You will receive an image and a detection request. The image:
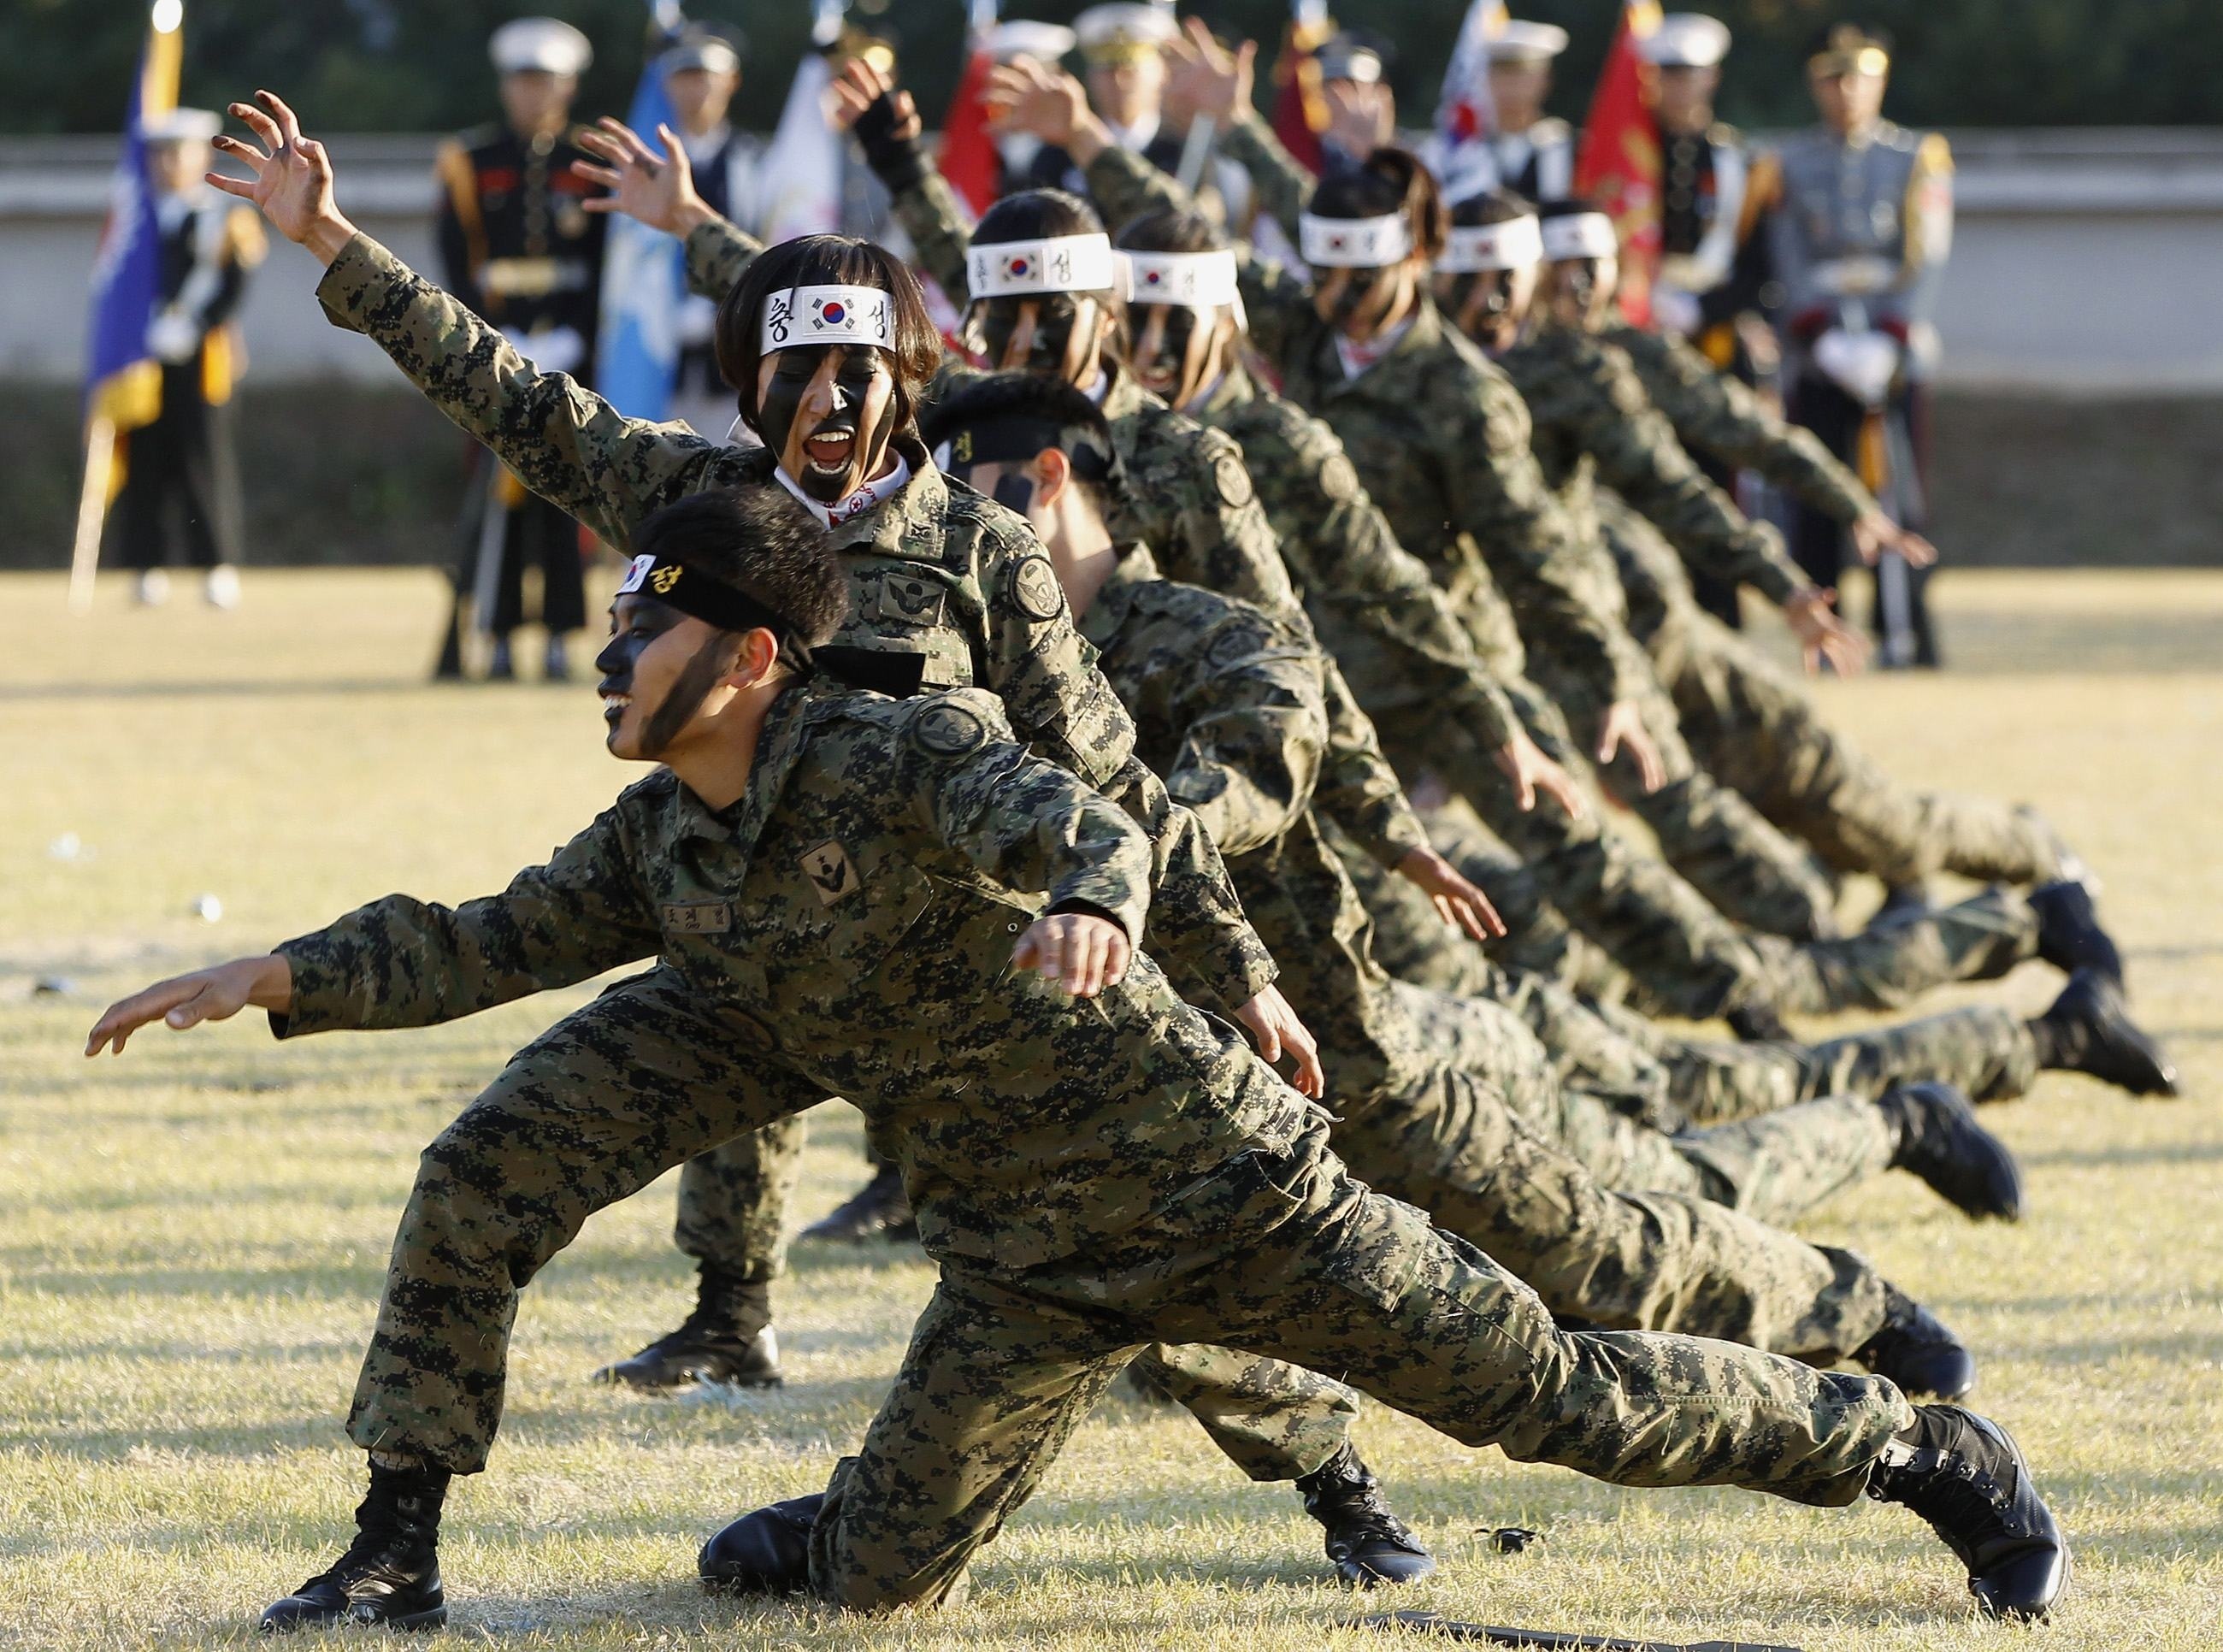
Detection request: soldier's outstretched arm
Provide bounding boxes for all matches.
[1165,19,1311,244]
[573,115,768,304]
[830,61,976,304]
[86,799,661,1053]
[209,93,717,552]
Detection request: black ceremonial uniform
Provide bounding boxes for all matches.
[433,123,606,669]
[115,192,261,575]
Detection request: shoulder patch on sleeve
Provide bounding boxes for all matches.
[1212,449,1256,509]
[1009,553,1068,622]
[910,699,990,760]
[1317,450,1359,504]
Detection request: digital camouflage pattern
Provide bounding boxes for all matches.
[808,1116,1911,1610]
[271,679,1913,1611]
[1601,493,2068,888]
[674,1112,805,1283]
[1078,552,1908,1366]
[1498,323,1838,939]
[318,229,1278,1013]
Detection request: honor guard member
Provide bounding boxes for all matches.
[1026,3,1184,194]
[116,108,265,610]
[1636,12,1773,627]
[433,16,604,681]
[1753,25,1955,669]
[970,21,1081,199]
[663,26,764,439]
[1438,20,1574,204]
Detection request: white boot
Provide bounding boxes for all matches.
[135,569,171,606]
[203,565,241,609]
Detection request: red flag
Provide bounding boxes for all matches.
[1574,2,1664,326]
[1271,17,1332,177]
[940,45,1000,218]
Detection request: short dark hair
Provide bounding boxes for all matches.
[629,486,851,661]
[1114,205,1227,256]
[975,188,1106,259]
[1309,147,1448,262]
[715,235,945,444]
[1449,186,1536,230]
[921,371,1123,514]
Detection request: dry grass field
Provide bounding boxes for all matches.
[3,567,2220,1651]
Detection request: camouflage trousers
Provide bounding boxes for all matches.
[1224,817,1897,1360]
[1369,679,1780,1020]
[1381,798,2042,1021]
[1526,639,1840,941]
[1605,498,2067,891]
[675,1113,805,1282]
[803,1118,1913,1612]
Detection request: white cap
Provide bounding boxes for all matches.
[1639,14,1731,69]
[664,27,743,76]
[1540,211,1619,263]
[490,17,593,77]
[1074,3,1177,62]
[968,233,1119,298]
[1487,21,1570,62]
[144,107,222,145]
[987,21,1079,63]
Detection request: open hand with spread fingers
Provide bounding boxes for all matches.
[207,91,355,263]
[575,117,712,239]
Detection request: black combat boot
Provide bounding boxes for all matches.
[1878,1082,2024,1221]
[2030,879,2125,989]
[1867,1405,2069,1621]
[799,1161,918,1244]
[259,1462,448,1632]
[1294,1445,1436,1587]
[1727,1002,1793,1044]
[1870,881,1931,927]
[1854,1285,1976,1401]
[2031,968,2179,1097]
[699,1493,823,1595]
[593,1267,781,1390]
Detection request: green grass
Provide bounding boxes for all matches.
[4,567,2221,1650]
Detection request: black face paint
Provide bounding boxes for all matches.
[758,345,893,504]
[1327,266,1392,328]
[637,632,736,758]
[991,473,1036,516]
[1131,304,1203,400]
[970,293,1090,379]
[1559,262,1601,318]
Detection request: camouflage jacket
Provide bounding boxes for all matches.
[274,682,1307,1269]
[1192,365,1520,753]
[1085,121,1646,708]
[1499,322,1808,624]
[1601,320,1874,528]
[317,232,1272,1010]
[687,205,1427,870]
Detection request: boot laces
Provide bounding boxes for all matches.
[1887,1445,2019,1562]
[1306,1472,1422,1555]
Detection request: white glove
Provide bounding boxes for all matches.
[1649,285,1702,339]
[530,325,587,375]
[1812,327,1901,408]
[147,311,202,364]
[676,292,717,348]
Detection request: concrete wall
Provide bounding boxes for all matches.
[3,127,2220,391]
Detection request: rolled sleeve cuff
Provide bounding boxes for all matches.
[685,217,752,301]
[267,935,361,1041]
[314,231,401,333]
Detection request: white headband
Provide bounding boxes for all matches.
[1113,249,1241,310]
[968,233,1117,298]
[1540,213,1620,263]
[759,285,897,352]
[1440,215,1543,274]
[1299,212,1412,268]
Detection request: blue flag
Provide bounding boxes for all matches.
[596,2,687,421]
[86,21,178,433]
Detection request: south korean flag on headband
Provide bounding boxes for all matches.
[968,233,1117,299]
[615,552,659,596]
[1538,212,1621,264]
[1113,249,1241,310]
[759,285,898,352]
[1299,212,1414,269]
[1439,214,1544,275]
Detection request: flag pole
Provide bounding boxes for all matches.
[68,417,116,615]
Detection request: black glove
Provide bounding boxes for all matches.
[853,91,929,193]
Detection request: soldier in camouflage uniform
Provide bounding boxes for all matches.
[1601,320,2079,912]
[91,414,2068,1631]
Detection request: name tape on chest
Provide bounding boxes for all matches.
[1440,215,1542,274]
[760,285,896,353]
[1300,213,1412,268]
[969,233,1117,298]
[661,900,733,934]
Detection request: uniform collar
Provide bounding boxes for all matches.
[1077,541,1161,648]
[1320,298,1443,389]
[781,434,947,561]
